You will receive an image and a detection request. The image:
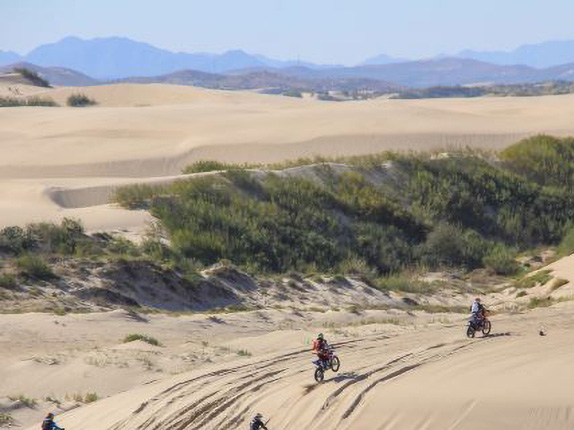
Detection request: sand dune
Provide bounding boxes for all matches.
[22,301,574,430]
[4,83,574,232]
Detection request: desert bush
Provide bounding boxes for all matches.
[8,394,37,408]
[113,144,574,275]
[123,333,161,346]
[558,226,574,256]
[182,160,256,174]
[67,93,97,107]
[375,275,438,294]
[527,296,554,309]
[0,273,17,289]
[419,224,487,269]
[0,226,32,254]
[0,413,13,425]
[500,135,574,188]
[15,255,55,280]
[14,67,50,87]
[0,96,58,107]
[482,244,520,275]
[26,96,58,106]
[514,270,553,289]
[84,392,99,403]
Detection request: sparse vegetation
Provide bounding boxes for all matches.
[8,394,37,408]
[0,96,58,107]
[15,255,55,280]
[123,333,161,346]
[182,160,256,174]
[514,270,553,289]
[111,137,574,276]
[67,93,97,107]
[0,413,13,426]
[84,392,100,403]
[0,273,17,289]
[236,349,252,357]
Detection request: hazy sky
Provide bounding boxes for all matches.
[3,0,574,64]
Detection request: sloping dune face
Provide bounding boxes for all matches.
[4,84,574,232]
[38,301,574,430]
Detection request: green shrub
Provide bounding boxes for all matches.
[419,224,487,269]
[483,244,520,275]
[8,394,37,408]
[26,96,58,107]
[514,270,553,289]
[113,143,574,275]
[558,226,574,256]
[0,96,58,107]
[527,296,554,309]
[84,392,99,403]
[0,413,13,425]
[375,275,437,294]
[67,93,97,107]
[501,135,574,188]
[0,273,17,289]
[15,255,55,280]
[182,160,256,174]
[123,333,161,346]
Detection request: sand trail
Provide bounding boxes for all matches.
[39,303,574,430]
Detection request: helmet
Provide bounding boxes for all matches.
[475,298,481,302]
[254,413,263,419]
[317,333,324,340]
[46,413,54,419]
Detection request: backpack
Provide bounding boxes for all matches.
[42,419,52,430]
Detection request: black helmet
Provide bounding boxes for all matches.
[46,413,55,419]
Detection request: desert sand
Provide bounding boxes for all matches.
[3,82,574,233]
[0,252,568,430]
[1,81,574,429]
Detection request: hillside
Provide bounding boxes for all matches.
[0,62,98,87]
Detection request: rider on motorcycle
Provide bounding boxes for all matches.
[42,413,63,430]
[312,333,330,368]
[470,298,485,326]
[250,413,268,430]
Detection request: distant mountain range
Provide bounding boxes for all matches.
[456,40,574,69]
[5,36,574,80]
[0,36,340,80]
[4,36,574,90]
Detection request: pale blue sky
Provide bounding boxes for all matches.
[2,0,574,64]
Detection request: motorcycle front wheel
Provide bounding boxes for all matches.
[314,367,324,382]
[331,356,340,372]
[482,320,492,336]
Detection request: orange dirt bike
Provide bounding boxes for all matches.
[313,347,340,382]
[466,310,492,338]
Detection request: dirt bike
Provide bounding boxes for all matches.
[466,311,491,338]
[313,347,340,382]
